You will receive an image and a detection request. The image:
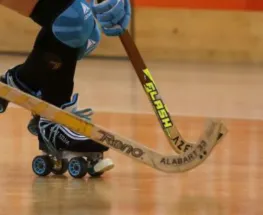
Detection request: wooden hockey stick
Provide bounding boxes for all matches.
[0,82,223,173]
[116,30,227,153]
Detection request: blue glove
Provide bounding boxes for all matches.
[91,0,131,36]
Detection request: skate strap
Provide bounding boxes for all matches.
[72,108,93,122]
[61,94,94,122]
[39,122,61,157]
[61,94,79,111]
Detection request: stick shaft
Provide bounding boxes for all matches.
[118,30,229,153]
[119,31,192,153]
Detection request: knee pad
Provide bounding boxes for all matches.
[52,0,96,48]
[78,24,101,60]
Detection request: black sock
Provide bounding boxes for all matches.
[17,27,79,107]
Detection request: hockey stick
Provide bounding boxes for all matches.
[95,0,227,154]
[116,31,227,153]
[0,82,223,173]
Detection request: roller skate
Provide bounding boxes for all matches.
[0,66,40,135]
[31,94,114,178]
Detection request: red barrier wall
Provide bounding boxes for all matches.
[133,0,263,11]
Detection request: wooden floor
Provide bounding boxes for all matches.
[0,56,263,215]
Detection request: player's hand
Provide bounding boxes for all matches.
[90,0,131,36]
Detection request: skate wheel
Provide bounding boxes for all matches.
[32,155,52,176]
[68,157,87,178]
[52,159,68,175]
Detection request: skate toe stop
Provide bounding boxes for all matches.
[94,158,114,173]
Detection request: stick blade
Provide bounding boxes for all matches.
[151,121,224,173]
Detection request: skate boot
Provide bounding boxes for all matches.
[0,66,41,135]
[32,93,114,178]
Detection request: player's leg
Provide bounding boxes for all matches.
[0,0,114,176]
[0,0,131,176]
[33,12,114,176]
